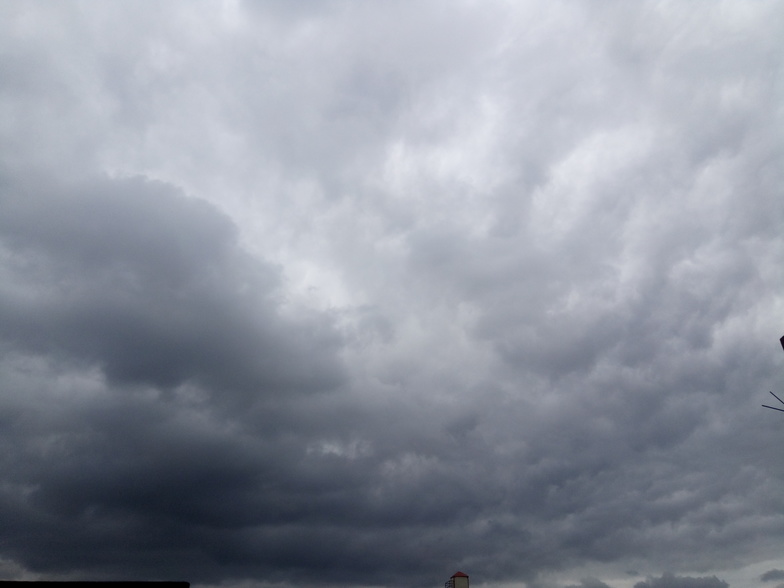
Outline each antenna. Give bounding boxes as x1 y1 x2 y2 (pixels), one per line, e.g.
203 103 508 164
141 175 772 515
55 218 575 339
762 336 784 413
762 390 784 413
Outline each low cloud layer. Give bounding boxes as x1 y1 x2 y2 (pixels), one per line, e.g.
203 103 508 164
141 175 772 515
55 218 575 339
634 574 729 588
0 2 782 588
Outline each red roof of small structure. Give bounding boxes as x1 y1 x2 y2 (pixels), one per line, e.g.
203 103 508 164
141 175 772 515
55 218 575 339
452 572 469 578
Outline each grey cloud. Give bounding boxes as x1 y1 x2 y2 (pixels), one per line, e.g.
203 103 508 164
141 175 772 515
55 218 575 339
0 170 355 582
0 1 782 588
761 570 784 582
634 573 729 588
0 172 345 398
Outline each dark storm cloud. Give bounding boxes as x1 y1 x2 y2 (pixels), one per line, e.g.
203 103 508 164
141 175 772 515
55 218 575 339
0 1 782 588
0 172 344 397
0 170 352 581
0 171 556 585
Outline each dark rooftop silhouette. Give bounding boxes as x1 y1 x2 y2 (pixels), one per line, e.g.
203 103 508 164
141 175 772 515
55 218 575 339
0 583 188 588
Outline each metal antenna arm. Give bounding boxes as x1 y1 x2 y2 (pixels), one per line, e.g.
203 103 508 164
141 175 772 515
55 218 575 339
769 390 784 406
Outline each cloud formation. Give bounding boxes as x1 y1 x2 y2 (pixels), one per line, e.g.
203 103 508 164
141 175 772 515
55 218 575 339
634 574 728 588
762 570 784 583
0 174 344 395
0 1 782 588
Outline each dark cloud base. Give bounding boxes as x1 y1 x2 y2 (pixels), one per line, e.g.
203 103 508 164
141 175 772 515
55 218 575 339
0 171 350 584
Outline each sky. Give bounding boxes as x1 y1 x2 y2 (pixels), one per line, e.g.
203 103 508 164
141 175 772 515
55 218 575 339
0 2 782 588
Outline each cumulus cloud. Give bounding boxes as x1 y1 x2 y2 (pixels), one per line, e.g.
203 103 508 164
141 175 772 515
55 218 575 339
0 1 782 587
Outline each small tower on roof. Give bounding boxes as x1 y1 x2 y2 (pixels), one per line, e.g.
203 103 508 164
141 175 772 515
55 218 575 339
445 571 469 588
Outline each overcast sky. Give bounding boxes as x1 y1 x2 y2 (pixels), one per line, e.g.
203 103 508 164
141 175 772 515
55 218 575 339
0 2 782 588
